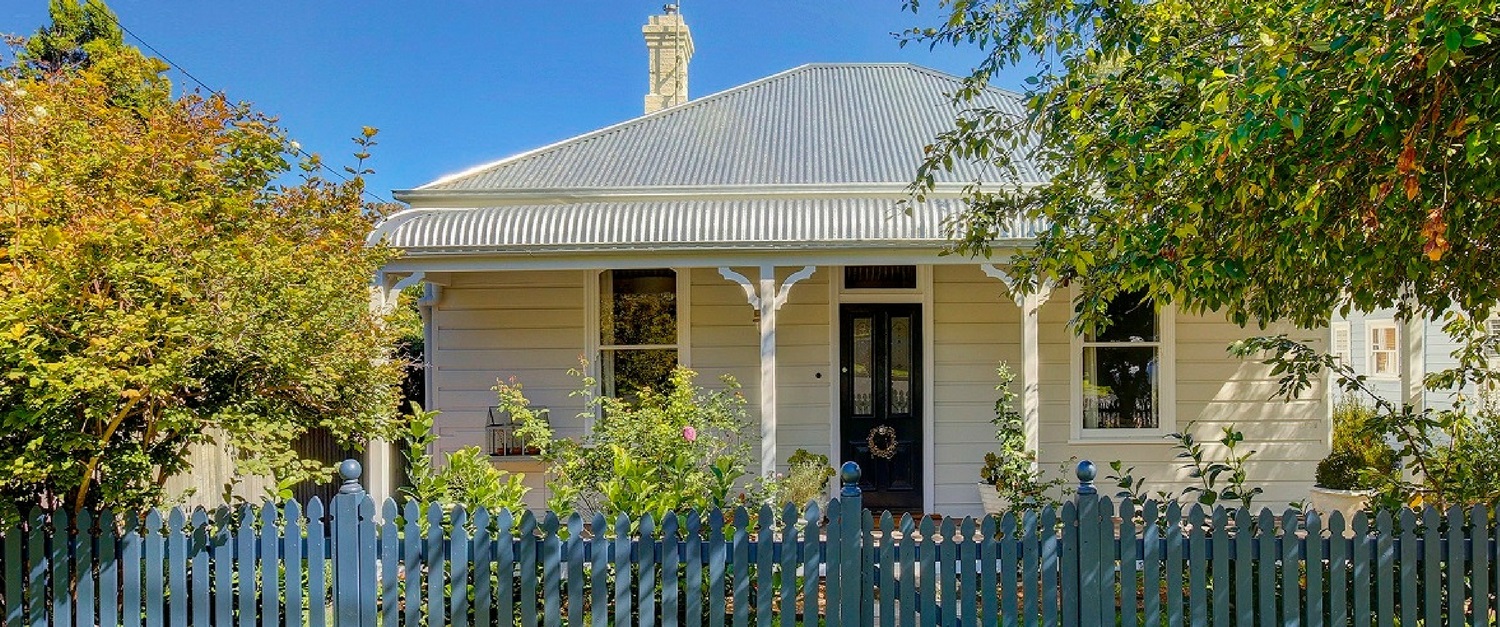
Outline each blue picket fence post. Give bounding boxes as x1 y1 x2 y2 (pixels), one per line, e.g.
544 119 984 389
838 461 865 626
1073 460 1105 627
331 458 376 626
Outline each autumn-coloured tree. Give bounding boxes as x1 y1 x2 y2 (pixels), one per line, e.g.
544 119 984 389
905 0 1499 329
0 20 404 516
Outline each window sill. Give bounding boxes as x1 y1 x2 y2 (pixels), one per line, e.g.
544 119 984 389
1069 432 1175 446
489 455 545 466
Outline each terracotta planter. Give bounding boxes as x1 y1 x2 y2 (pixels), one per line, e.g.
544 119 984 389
1307 486 1375 523
977 483 1009 515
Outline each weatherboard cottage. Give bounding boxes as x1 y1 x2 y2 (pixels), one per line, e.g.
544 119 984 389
365 8 1331 516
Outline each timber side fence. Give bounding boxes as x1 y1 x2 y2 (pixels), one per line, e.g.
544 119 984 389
2 459 1498 626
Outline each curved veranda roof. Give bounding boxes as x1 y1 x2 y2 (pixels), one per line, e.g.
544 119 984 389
370 196 1045 255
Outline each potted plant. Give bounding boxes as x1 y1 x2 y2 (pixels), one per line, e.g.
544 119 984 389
977 364 1063 513
1308 399 1398 519
778 449 836 511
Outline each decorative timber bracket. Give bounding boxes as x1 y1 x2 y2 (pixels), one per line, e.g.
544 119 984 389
718 265 818 313
370 271 430 315
979 263 1054 309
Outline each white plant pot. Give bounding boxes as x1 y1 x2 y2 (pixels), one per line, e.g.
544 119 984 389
1307 486 1375 523
977 483 1009 515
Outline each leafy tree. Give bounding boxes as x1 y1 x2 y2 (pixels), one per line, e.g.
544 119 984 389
20 0 170 111
0 24 404 516
904 0 1500 329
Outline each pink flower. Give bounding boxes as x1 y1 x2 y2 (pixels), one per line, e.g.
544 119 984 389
682 426 698 442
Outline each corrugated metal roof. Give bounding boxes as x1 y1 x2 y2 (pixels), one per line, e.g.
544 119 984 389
404 64 1038 194
371 198 1046 254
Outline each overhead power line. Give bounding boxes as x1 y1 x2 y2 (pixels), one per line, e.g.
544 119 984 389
94 10 393 204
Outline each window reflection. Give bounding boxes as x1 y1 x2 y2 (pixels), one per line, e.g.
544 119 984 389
600 269 678 399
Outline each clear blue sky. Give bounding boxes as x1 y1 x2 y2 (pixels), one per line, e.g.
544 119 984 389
1 2 1028 202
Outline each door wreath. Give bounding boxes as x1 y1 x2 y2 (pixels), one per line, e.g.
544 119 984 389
866 425 900 460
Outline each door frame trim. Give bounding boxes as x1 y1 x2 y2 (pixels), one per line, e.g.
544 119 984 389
827 265 935 512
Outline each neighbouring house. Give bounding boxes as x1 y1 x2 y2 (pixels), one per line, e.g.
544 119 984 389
364 7 1331 516
1333 308 1499 413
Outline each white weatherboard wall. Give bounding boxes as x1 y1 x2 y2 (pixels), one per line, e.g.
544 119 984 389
1036 299 1329 509
686 267 833 477
428 270 591 510
930 265 1022 516
684 267 762 472
423 267 1328 515
769 269 833 473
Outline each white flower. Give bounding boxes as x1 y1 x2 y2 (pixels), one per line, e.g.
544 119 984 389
30 106 46 119
289 141 301 152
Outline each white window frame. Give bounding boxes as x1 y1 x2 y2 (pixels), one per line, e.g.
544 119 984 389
586 268 692 411
1486 317 1500 359
1069 291 1177 442
1331 321 1352 366
1366 320 1400 379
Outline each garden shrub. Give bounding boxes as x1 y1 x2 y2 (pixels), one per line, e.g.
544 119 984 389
750 448 835 510
979 364 1067 508
1314 449 1372 491
400 404 528 513
1314 399 1397 491
1108 422 1265 510
501 363 752 520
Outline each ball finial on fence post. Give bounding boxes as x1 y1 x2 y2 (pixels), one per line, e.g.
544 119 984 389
1076 459 1097 496
839 461 862 498
338 459 364 495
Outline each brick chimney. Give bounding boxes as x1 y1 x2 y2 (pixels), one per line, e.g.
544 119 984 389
643 5 694 114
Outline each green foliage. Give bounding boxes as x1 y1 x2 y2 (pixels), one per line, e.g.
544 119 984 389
905 0 1500 331
20 1 170 111
1108 423 1264 509
1172 423 1263 509
399 405 446 505
782 449 836 506
753 449 835 510
979 364 1066 507
440 448 529 514
399 405 528 514
1315 449 1378 491
498 363 752 520
1235 330 1500 509
1315 400 1398 490
0 31 404 516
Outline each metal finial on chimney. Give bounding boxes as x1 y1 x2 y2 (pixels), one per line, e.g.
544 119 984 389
663 3 678 14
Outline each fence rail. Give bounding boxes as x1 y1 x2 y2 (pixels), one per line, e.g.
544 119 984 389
3 460 1498 626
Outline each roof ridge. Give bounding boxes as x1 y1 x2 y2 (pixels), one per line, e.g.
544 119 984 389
894 63 1028 101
